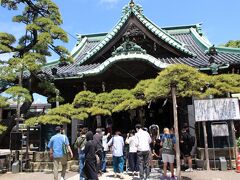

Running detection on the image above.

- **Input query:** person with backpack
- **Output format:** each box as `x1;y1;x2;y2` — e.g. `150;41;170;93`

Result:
74;127;88;180
161;128;176;180
180;125;195;172
48;126;73;180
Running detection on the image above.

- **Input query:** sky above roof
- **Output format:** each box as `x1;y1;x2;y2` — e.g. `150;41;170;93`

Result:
1;0;240;61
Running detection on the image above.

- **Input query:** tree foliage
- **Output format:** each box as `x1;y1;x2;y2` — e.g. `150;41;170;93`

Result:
0;125;7;135
0;0;73;133
225;40;240;48
4;86;32;103
73;91;96;108
0;96;9;108
25;64;240;126
143;64;208;100
25;115;70;126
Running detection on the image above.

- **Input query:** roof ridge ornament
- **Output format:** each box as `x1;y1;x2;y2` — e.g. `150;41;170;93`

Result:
112;39;146;56
129;0;135;8
122;1;143;16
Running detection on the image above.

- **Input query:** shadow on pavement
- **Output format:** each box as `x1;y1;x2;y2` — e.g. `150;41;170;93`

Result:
182;176;192;180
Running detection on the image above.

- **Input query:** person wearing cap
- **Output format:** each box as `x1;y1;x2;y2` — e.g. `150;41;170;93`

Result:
48;126;73;180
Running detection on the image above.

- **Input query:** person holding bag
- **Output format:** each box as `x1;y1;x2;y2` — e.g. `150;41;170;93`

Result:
48;126;73;180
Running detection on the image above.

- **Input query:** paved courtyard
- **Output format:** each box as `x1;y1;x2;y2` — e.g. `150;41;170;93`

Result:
1;169;240;180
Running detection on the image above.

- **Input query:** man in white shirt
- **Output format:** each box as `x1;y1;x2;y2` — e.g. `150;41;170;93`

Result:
107;131;124;179
135;124;152;180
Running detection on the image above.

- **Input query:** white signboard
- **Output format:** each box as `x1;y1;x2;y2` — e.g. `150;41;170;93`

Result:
194;98;240;122
211;124;229;137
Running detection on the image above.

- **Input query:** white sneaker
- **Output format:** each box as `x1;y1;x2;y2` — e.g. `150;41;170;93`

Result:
114;173;117;178
119;174;124;179
185;168;193;172
60;177;65;180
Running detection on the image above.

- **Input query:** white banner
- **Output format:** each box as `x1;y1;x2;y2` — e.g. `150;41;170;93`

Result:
194;98;240;122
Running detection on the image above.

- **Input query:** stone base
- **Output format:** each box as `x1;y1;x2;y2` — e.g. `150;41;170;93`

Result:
33;152;51;162
30;160;78;172
197;147;236;160
195;159;236;170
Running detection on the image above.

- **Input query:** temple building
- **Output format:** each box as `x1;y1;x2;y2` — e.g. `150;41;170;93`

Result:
41;1;240;144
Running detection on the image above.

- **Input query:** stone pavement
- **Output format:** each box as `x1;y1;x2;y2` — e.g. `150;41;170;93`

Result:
1;169;240;180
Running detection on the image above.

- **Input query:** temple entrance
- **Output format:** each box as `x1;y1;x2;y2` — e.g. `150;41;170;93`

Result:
110;99;174;134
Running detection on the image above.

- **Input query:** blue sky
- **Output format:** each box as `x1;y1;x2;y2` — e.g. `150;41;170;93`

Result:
1;0;240;60
1;0;240;102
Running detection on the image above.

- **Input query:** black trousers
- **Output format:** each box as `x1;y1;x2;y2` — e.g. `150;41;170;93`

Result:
137;151;150;179
128;152;139;172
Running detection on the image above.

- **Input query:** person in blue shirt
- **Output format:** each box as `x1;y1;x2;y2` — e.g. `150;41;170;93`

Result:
48;126;73;180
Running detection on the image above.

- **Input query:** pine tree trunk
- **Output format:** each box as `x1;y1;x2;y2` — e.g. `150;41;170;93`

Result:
202;121;210;170
171;85;181;179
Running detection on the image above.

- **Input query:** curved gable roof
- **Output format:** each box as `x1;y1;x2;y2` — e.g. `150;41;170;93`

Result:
77;3;195;65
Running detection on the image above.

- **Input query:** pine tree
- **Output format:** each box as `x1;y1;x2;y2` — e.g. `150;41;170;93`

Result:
0;0;72;131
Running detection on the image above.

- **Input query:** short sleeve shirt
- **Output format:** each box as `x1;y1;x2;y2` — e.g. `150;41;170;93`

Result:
48;133;69;158
108;135;124;157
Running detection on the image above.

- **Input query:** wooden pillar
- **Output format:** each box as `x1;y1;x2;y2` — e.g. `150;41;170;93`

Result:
83;82;87;91
0;108;2;121
102;82;106;92
227;93;238;163
171;85;181;179
231;121;238;163
202;121;210;170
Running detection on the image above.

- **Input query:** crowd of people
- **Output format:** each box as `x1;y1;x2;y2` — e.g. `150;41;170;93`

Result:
48;124;195;180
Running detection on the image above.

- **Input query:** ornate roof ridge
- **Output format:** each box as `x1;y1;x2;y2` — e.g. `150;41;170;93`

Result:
216;46;240;54
190;28;212;51
131;9;195;57
76;3;196;65
77;10;132;65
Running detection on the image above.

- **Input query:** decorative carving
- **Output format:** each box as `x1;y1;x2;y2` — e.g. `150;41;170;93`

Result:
200;60;229;75
123;23;145;38
207;45;218;56
112;39;146;56
122;2;143;15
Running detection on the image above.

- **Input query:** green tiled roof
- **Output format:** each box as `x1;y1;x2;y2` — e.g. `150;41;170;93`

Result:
42;2;240;80
77;3;196;65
